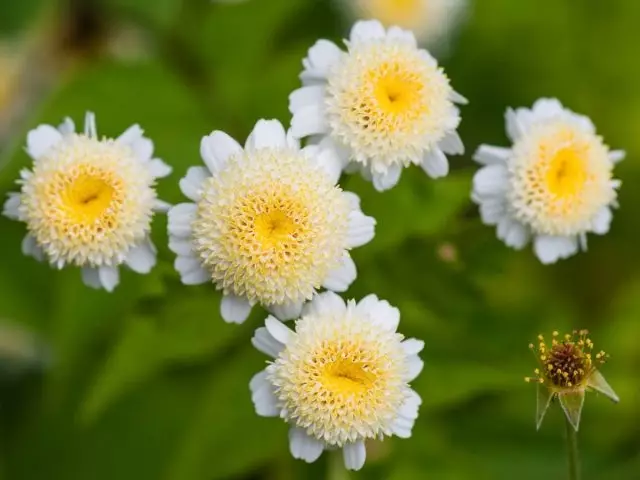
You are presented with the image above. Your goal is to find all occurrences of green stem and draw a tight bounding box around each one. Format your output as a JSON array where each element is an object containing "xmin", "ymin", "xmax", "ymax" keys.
[{"xmin": 565, "ymin": 416, "xmax": 581, "ymax": 480}]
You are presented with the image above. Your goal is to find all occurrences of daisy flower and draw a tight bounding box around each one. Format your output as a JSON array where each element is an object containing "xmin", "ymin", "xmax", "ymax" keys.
[
  {"xmin": 168, "ymin": 119, "xmax": 375, "ymax": 324},
  {"xmin": 340, "ymin": 0, "xmax": 467, "ymax": 47},
  {"xmin": 250, "ymin": 292, "xmax": 424, "ymax": 471},
  {"xmin": 289, "ymin": 19, "xmax": 466, "ymax": 192},
  {"xmin": 472, "ymin": 98, "xmax": 624, "ymax": 264},
  {"xmin": 526, "ymin": 330, "xmax": 619, "ymax": 431},
  {"xmin": 2, "ymin": 112, "xmax": 171, "ymax": 291}
]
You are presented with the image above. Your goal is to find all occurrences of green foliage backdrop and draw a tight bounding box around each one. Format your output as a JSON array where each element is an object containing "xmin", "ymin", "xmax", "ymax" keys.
[{"xmin": 0, "ymin": 0, "xmax": 639, "ymax": 478}]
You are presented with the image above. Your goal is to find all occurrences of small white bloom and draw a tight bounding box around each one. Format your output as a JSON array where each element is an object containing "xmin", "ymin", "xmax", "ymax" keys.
[
  {"xmin": 250, "ymin": 292, "xmax": 423, "ymax": 471},
  {"xmin": 473, "ymin": 98, "xmax": 623, "ymax": 264},
  {"xmin": 340, "ymin": 0, "xmax": 468, "ymax": 48},
  {"xmin": 289, "ymin": 19, "xmax": 466, "ymax": 192},
  {"xmin": 168, "ymin": 119, "xmax": 376, "ymax": 324},
  {"xmin": 2, "ymin": 112, "xmax": 171, "ymax": 291}
]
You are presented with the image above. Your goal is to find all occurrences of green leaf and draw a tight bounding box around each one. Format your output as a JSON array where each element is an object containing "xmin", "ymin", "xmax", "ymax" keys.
[
  {"xmin": 536, "ymin": 383, "xmax": 553, "ymax": 430},
  {"xmin": 587, "ymin": 369, "xmax": 619, "ymax": 404}
]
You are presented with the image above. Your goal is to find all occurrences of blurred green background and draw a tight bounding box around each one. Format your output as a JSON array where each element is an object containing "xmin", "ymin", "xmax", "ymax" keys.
[{"xmin": 0, "ymin": 0, "xmax": 639, "ymax": 478}]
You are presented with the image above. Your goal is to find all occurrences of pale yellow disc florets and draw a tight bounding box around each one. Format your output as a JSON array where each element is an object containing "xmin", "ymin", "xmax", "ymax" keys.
[
  {"xmin": 267, "ymin": 303, "xmax": 411, "ymax": 446},
  {"xmin": 326, "ymin": 39, "xmax": 457, "ymax": 173},
  {"xmin": 19, "ymin": 134, "xmax": 156, "ymax": 267},
  {"xmin": 191, "ymin": 148, "xmax": 350, "ymax": 306},
  {"xmin": 508, "ymin": 121, "xmax": 616, "ymax": 236}
]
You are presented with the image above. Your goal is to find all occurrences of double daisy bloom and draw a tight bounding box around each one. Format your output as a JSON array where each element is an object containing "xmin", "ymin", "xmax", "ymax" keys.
[{"xmin": 1, "ymin": 18, "xmax": 622, "ymax": 471}]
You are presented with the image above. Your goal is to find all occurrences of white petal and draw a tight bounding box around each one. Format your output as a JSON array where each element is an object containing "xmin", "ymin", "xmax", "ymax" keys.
[
  {"xmin": 98, "ymin": 265, "xmax": 120, "ymax": 292},
  {"xmin": 386, "ymin": 26, "xmax": 417, "ymax": 47},
  {"xmin": 439, "ymin": 131, "xmax": 465, "ymax": 155},
  {"xmin": 497, "ymin": 217, "xmax": 530, "ymax": 249},
  {"xmin": 167, "ymin": 203, "xmax": 196, "ymax": 237},
  {"xmin": 3, "ymin": 193, "xmax": 22, "ymax": 220},
  {"xmin": 474, "ymin": 145, "xmax": 511, "ymax": 165},
  {"xmin": 148, "ymin": 159, "xmax": 172, "ymax": 178},
  {"xmin": 168, "ymin": 236, "xmax": 194, "ymax": 256},
  {"xmin": 350, "ymin": 20, "xmax": 385, "ymax": 43},
  {"xmin": 591, "ymin": 207, "xmax": 613, "ymax": 235},
  {"xmin": 533, "ymin": 235, "xmax": 579, "ymax": 265},
  {"xmin": 153, "ymin": 199, "xmax": 172, "ymax": 213},
  {"xmin": 355, "ymin": 294, "xmax": 400, "ymax": 332},
  {"xmin": 450, "ymin": 90, "xmax": 469, "ymax": 105},
  {"xmin": 117, "ymin": 124, "xmax": 143, "ymax": 145},
  {"xmin": 531, "ymin": 98, "xmax": 564, "ymax": 119},
  {"xmin": 291, "ymin": 104, "xmax": 328, "ymax": 138},
  {"xmin": 58, "ymin": 117, "xmax": 75, "ymax": 135},
  {"xmin": 342, "ymin": 441, "xmax": 366, "ymax": 471},
  {"xmin": 421, "ymin": 148, "xmax": 449, "ymax": 179},
  {"xmin": 251, "ymin": 327, "xmax": 285, "ymax": 358},
  {"xmin": 609, "ymin": 150, "xmax": 626, "ymax": 164},
  {"xmin": 265, "ymin": 315, "xmax": 294, "ymax": 345},
  {"xmin": 406, "ymin": 356, "xmax": 424, "ymax": 382},
  {"xmin": 346, "ymin": 209, "xmax": 375, "ymax": 248},
  {"xmin": 174, "ymin": 255, "xmax": 209, "ymax": 285},
  {"xmin": 304, "ymin": 145, "xmax": 342, "ymax": 185},
  {"xmin": 220, "ymin": 293, "xmax": 253, "ymax": 324},
  {"xmin": 81, "ymin": 267, "xmax": 102, "ymax": 290},
  {"xmin": 505, "ymin": 108, "xmax": 526, "ymax": 141},
  {"xmin": 200, "ymin": 131, "xmax": 242, "ymax": 174},
  {"xmin": 477, "ymin": 198, "xmax": 507, "ymax": 225},
  {"xmin": 246, "ymin": 119, "xmax": 287, "ymax": 150},
  {"xmin": 131, "ymin": 137, "xmax": 154, "ymax": 162},
  {"xmin": 289, "ymin": 85, "xmax": 326, "ymax": 113},
  {"xmin": 473, "ymin": 164, "xmax": 509, "ymax": 198},
  {"xmin": 84, "ymin": 112, "xmax": 97, "ymax": 138},
  {"xmin": 302, "ymin": 291, "xmax": 346, "ymax": 318},
  {"xmin": 125, "ymin": 240, "xmax": 157, "ymax": 274},
  {"xmin": 268, "ymin": 301, "xmax": 304, "ymax": 321},
  {"xmin": 301, "ymin": 40, "xmax": 342, "ymax": 81},
  {"xmin": 402, "ymin": 339, "xmax": 425, "ymax": 356},
  {"xmin": 249, "ymin": 370, "xmax": 279, "ymax": 417},
  {"xmin": 26, "ymin": 125, "xmax": 63, "ymax": 159},
  {"xmin": 289, "ymin": 428, "xmax": 324, "ymax": 463},
  {"xmin": 372, "ymin": 164, "xmax": 402, "ymax": 191},
  {"xmin": 322, "ymin": 253, "xmax": 356, "ymax": 292},
  {"xmin": 179, "ymin": 166, "xmax": 209, "ymax": 201},
  {"xmin": 21, "ymin": 235, "xmax": 44, "ymax": 261},
  {"xmin": 286, "ymin": 129, "xmax": 300, "ymax": 150}
]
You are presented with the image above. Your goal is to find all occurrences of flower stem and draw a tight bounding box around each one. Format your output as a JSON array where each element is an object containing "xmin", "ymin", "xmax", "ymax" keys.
[{"xmin": 564, "ymin": 416, "xmax": 581, "ymax": 480}]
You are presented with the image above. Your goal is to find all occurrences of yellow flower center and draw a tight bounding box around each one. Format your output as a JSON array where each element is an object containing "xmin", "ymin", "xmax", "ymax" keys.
[
  {"xmin": 253, "ymin": 204, "xmax": 300, "ymax": 249},
  {"xmin": 319, "ymin": 350, "xmax": 377, "ymax": 396},
  {"xmin": 373, "ymin": 70, "xmax": 424, "ymax": 117},
  {"xmin": 61, "ymin": 169, "xmax": 119, "ymax": 224},
  {"xmin": 545, "ymin": 147, "xmax": 587, "ymax": 197}
]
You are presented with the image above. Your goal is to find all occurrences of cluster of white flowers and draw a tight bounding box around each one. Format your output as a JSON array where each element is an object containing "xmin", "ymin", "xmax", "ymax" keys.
[{"xmin": 0, "ymin": 13, "xmax": 624, "ymax": 472}]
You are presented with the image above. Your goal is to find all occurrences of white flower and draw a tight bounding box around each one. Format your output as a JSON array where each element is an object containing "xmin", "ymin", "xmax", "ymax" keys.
[
  {"xmin": 340, "ymin": 0, "xmax": 468, "ymax": 47},
  {"xmin": 168, "ymin": 119, "xmax": 376, "ymax": 324},
  {"xmin": 2, "ymin": 112, "xmax": 171, "ymax": 291},
  {"xmin": 289, "ymin": 19, "xmax": 466, "ymax": 192},
  {"xmin": 472, "ymin": 98, "xmax": 624, "ymax": 264},
  {"xmin": 250, "ymin": 292, "xmax": 423, "ymax": 471}
]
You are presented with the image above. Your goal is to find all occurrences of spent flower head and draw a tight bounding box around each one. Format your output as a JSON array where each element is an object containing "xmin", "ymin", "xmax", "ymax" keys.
[
  {"xmin": 250, "ymin": 292, "xmax": 424, "ymax": 471},
  {"xmin": 168, "ymin": 119, "xmax": 375, "ymax": 324},
  {"xmin": 526, "ymin": 330, "xmax": 619, "ymax": 431},
  {"xmin": 289, "ymin": 20, "xmax": 466, "ymax": 191},
  {"xmin": 2, "ymin": 112, "xmax": 171, "ymax": 291},
  {"xmin": 472, "ymin": 98, "xmax": 623, "ymax": 264}
]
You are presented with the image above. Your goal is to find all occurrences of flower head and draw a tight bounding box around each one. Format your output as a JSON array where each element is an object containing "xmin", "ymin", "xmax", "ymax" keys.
[
  {"xmin": 473, "ymin": 98, "xmax": 623, "ymax": 264},
  {"xmin": 526, "ymin": 330, "xmax": 619, "ymax": 431},
  {"xmin": 168, "ymin": 119, "xmax": 375, "ymax": 324},
  {"xmin": 289, "ymin": 20, "xmax": 466, "ymax": 192},
  {"xmin": 340, "ymin": 0, "xmax": 468, "ymax": 47},
  {"xmin": 2, "ymin": 112, "xmax": 171, "ymax": 291},
  {"xmin": 250, "ymin": 292, "xmax": 423, "ymax": 471}
]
